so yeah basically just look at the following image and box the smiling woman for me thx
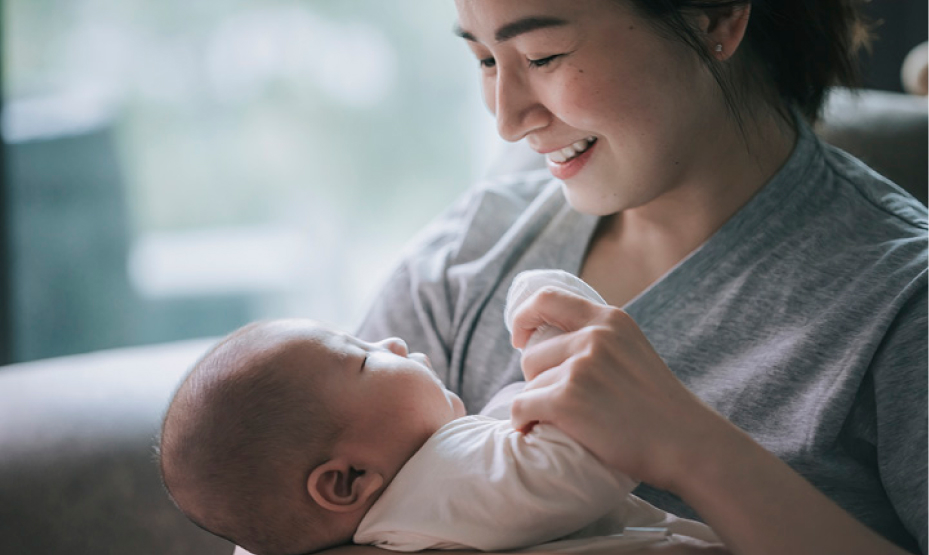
[3,0,494,363]
[231,3,925,554]
[0,0,924,554]
[348,1,925,555]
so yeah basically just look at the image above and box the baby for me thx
[159,317,467,554]
[159,272,719,555]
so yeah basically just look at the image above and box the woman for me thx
[358,0,926,553]
[235,1,926,554]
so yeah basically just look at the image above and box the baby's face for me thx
[269,321,465,464]
[321,328,467,434]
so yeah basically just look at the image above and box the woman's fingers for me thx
[508,299,718,486]
[510,374,563,432]
[510,286,606,349]
[507,283,712,481]
[519,330,576,381]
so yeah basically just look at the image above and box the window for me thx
[4,0,498,362]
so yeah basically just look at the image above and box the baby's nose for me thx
[379,337,408,357]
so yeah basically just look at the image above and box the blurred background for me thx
[0,0,925,364]
[2,0,500,363]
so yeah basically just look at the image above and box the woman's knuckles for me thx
[533,286,572,317]
[567,340,627,379]
[510,394,529,421]
[520,358,545,381]
[564,354,602,386]
[602,306,635,329]
[584,325,618,347]
[535,285,564,303]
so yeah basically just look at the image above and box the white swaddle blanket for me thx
[353,416,639,551]
[353,270,719,552]
[352,415,717,552]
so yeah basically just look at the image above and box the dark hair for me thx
[159,325,344,555]
[626,0,872,126]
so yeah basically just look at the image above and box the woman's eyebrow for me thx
[454,16,569,44]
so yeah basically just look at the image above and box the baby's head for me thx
[159,319,465,555]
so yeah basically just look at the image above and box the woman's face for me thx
[455,0,725,216]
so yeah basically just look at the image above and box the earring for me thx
[714,44,723,53]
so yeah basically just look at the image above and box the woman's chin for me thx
[561,185,624,217]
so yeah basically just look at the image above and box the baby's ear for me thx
[307,459,385,513]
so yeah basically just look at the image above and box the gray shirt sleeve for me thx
[872,280,928,553]
[354,187,478,388]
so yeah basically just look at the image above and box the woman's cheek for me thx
[555,70,622,130]
[481,75,496,115]
[551,67,592,119]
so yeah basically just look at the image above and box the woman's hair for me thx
[625,0,873,126]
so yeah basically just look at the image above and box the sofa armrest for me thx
[0,340,233,555]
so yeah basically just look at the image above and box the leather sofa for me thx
[0,89,925,555]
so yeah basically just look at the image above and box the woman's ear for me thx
[306,459,385,514]
[694,4,751,61]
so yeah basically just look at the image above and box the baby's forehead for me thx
[248,321,362,368]
[199,321,363,390]
[236,320,339,351]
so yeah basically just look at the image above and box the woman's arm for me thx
[672,414,912,555]
[508,287,915,555]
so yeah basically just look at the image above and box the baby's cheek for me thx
[450,393,466,418]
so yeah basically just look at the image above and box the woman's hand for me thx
[508,287,913,555]
[508,286,738,491]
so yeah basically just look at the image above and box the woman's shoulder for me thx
[399,169,564,265]
[801,142,928,326]
[464,168,561,222]
[821,142,927,234]
[465,169,560,227]
[821,143,926,277]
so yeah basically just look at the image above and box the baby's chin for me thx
[447,390,467,419]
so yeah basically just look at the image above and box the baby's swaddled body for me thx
[354,270,718,552]
[354,413,716,552]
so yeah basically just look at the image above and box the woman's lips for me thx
[546,139,597,181]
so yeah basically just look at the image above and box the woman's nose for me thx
[490,68,550,142]
[378,337,409,357]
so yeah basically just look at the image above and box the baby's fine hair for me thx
[158,322,344,555]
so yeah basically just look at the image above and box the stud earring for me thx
[714,44,723,53]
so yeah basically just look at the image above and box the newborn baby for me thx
[160,318,465,554]
[159,271,718,555]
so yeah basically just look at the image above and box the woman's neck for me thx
[581,106,797,307]
[608,106,795,257]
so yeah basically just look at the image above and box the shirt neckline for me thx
[560,116,821,324]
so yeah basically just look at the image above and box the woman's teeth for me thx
[546,137,597,164]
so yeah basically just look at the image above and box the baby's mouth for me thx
[546,137,597,164]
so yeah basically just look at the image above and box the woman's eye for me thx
[528,55,560,68]
[479,57,496,69]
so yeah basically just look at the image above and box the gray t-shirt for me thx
[356,121,928,553]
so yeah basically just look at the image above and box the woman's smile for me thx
[455,0,728,216]
[544,136,598,181]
